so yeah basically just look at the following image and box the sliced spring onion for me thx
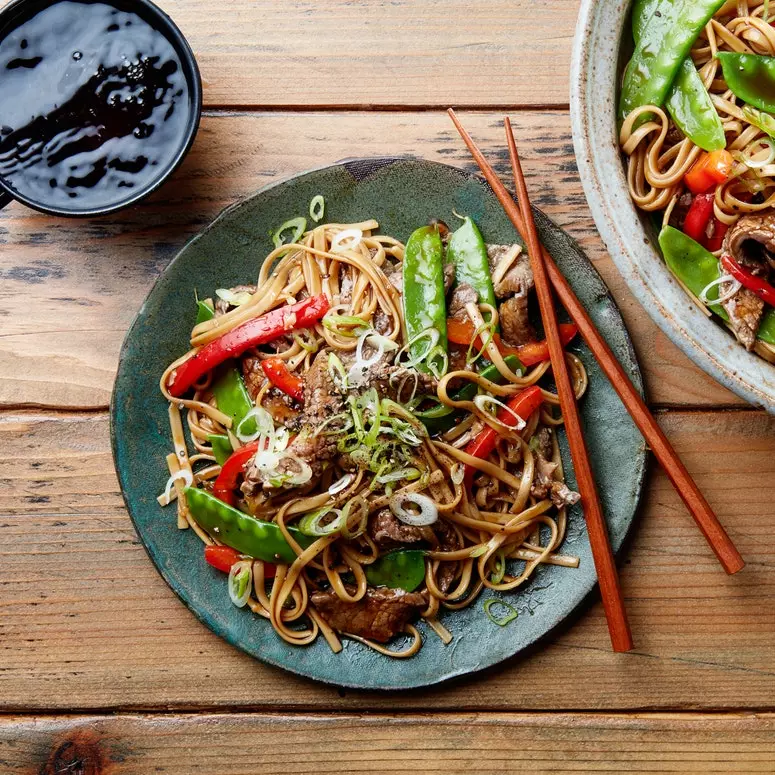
[699,274,741,305]
[396,328,440,370]
[450,464,465,486]
[743,105,775,139]
[235,406,275,443]
[389,492,438,527]
[330,228,362,253]
[470,545,488,558]
[740,136,775,169]
[340,495,369,539]
[365,331,399,352]
[309,195,325,223]
[473,394,527,432]
[490,550,507,585]
[215,288,252,307]
[328,472,356,496]
[483,598,518,626]
[272,217,307,249]
[270,454,312,487]
[347,328,387,386]
[375,467,421,484]
[313,412,352,438]
[164,469,193,502]
[228,561,253,608]
[293,330,319,353]
[425,344,449,379]
[298,506,345,537]
[327,352,349,391]
[323,313,369,337]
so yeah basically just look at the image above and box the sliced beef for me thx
[214,285,256,315]
[373,308,392,335]
[723,213,775,273]
[530,430,580,508]
[448,282,478,321]
[311,587,426,642]
[242,355,265,400]
[487,244,534,299]
[341,350,436,400]
[443,263,456,294]
[433,518,459,593]
[304,350,346,424]
[383,265,403,295]
[499,293,535,347]
[721,285,764,351]
[368,508,427,548]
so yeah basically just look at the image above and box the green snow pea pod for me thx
[718,52,775,114]
[619,0,725,125]
[402,224,448,374]
[658,226,775,344]
[364,549,426,592]
[196,297,215,324]
[212,365,256,437]
[207,433,233,465]
[185,487,315,564]
[447,216,498,322]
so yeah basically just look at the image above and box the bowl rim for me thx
[0,0,202,217]
[570,0,775,411]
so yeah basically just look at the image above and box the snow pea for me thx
[186,487,315,564]
[659,226,775,345]
[208,433,233,465]
[364,549,426,592]
[196,298,215,324]
[619,0,725,125]
[403,225,448,373]
[447,216,498,322]
[212,365,256,437]
[718,53,775,114]
[631,0,660,42]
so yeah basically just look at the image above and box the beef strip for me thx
[368,508,428,548]
[341,350,437,400]
[241,352,344,494]
[529,428,580,508]
[499,293,535,346]
[448,282,478,321]
[242,355,264,400]
[721,284,764,350]
[433,518,459,593]
[723,213,775,273]
[214,285,256,315]
[311,587,426,642]
[487,244,534,299]
[443,263,456,294]
[383,264,403,295]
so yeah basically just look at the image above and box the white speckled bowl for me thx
[570,0,775,410]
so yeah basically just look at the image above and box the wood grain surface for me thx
[2,713,774,774]
[0,111,741,410]
[1,409,772,712]
[146,0,576,108]
[2,0,772,765]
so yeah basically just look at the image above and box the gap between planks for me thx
[199,103,572,114]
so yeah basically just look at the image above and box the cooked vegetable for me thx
[389,492,439,526]
[619,0,724,124]
[228,561,252,607]
[483,598,519,626]
[168,295,330,397]
[212,441,261,506]
[684,150,732,194]
[683,193,715,243]
[364,549,426,592]
[718,53,775,114]
[196,297,215,324]
[261,356,304,402]
[447,216,498,318]
[208,433,233,465]
[402,225,448,374]
[212,366,256,437]
[204,544,243,573]
[186,487,315,564]
[463,385,544,486]
[309,195,325,223]
[721,254,775,308]
[273,217,307,248]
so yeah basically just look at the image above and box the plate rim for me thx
[111,156,647,689]
[570,0,775,412]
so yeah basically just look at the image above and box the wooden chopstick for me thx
[447,108,745,577]
[501,118,634,652]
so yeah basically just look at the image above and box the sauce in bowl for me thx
[0,0,198,214]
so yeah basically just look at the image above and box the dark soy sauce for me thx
[0,1,191,212]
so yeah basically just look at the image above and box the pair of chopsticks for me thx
[448,109,745,653]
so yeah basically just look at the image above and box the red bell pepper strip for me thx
[683,192,715,243]
[261,357,304,402]
[463,385,544,487]
[446,318,578,367]
[704,218,728,253]
[684,149,732,194]
[212,440,261,506]
[204,544,276,578]
[168,294,330,397]
[721,253,775,307]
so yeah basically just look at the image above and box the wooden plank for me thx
[0,110,740,410]
[1,712,774,774]
[0,409,772,712]
[152,0,575,108]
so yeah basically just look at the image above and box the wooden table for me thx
[1,1,774,772]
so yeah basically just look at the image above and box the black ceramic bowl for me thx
[0,0,202,217]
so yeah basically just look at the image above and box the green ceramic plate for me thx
[111,157,646,689]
